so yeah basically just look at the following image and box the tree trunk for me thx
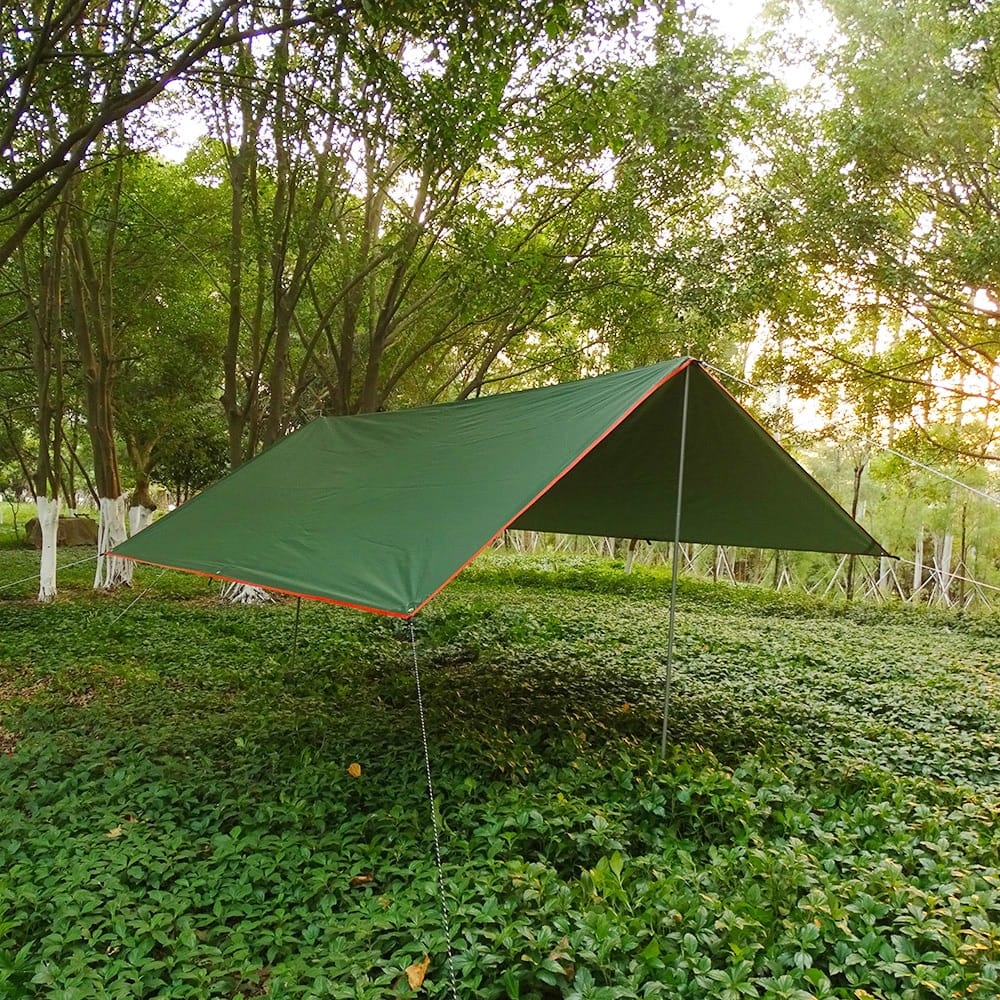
[911,526,923,601]
[36,496,60,602]
[220,581,274,604]
[958,502,967,606]
[65,159,130,589]
[95,496,131,587]
[125,437,157,536]
[223,137,249,470]
[624,537,639,574]
[128,500,155,536]
[937,531,953,605]
[21,198,68,601]
[262,18,294,449]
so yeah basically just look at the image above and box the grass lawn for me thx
[1,539,999,999]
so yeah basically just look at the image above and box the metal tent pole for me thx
[661,365,691,758]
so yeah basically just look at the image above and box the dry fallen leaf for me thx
[347,762,362,778]
[349,874,374,888]
[405,954,431,990]
[106,826,123,839]
[548,935,571,962]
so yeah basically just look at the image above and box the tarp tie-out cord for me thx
[0,552,98,594]
[407,617,460,1000]
[105,568,167,626]
[289,597,302,669]
[0,550,166,624]
[701,361,1000,507]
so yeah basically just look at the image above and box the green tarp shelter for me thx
[110,357,889,968]
[110,358,886,614]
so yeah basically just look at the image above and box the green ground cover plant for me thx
[1,544,999,999]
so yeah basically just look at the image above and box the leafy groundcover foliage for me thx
[1,546,999,999]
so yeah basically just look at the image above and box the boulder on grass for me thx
[25,515,99,549]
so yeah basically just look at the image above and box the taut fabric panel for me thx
[112,358,886,616]
[513,365,884,555]
[111,361,688,615]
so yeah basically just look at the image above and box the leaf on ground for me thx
[349,874,374,888]
[548,935,571,962]
[548,935,574,979]
[405,955,431,990]
[347,762,362,778]
[106,826,124,838]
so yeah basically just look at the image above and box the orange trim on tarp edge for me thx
[408,357,698,617]
[104,553,412,618]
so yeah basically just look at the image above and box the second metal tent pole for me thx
[661,365,691,758]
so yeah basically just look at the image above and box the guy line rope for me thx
[701,361,1000,509]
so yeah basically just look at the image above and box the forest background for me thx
[1,0,998,604]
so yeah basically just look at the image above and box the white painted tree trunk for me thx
[715,546,736,583]
[911,527,923,600]
[95,495,132,588]
[624,538,639,574]
[37,495,60,602]
[220,581,274,604]
[878,556,891,596]
[128,504,155,536]
[938,531,954,602]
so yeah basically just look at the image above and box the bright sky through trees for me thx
[696,0,764,43]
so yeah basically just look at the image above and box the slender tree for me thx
[750,0,1000,452]
[0,201,71,599]
[111,157,228,532]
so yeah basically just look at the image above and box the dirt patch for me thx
[0,673,50,703]
[0,726,19,754]
[0,672,48,755]
[66,673,125,706]
[1,666,127,709]
[228,968,271,998]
